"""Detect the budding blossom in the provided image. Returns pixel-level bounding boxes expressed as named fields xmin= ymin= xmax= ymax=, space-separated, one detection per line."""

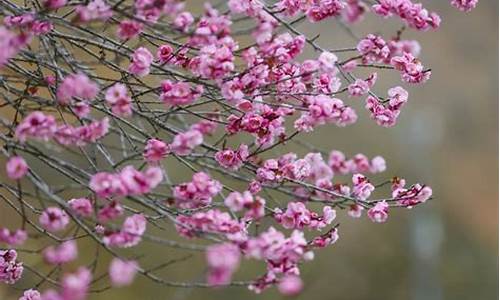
xmin=6 ymin=156 xmax=28 ymax=180
xmin=39 ymin=207 xmax=70 ymax=232
xmin=43 ymin=0 xmax=67 ymax=10
xmin=109 ymin=258 xmax=138 ymax=287
xmin=206 ymin=243 xmax=241 ymax=286
xmin=128 ymin=47 xmax=153 ymax=77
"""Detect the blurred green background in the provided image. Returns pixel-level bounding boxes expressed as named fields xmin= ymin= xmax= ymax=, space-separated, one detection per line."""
xmin=1 ymin=1 xmax=498 ymax=300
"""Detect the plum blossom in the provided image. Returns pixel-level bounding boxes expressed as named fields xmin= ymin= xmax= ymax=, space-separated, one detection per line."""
xmin=0 ymin=249 xmax=23 ymax=284
xmin=19 ymin=289 xmax=41 ymax=300
xmin=160 ymin=80 xmax=203 ymax=106
xmin=68 ymin=198 xmax=93 ymax=217
xmin=117 ymin=20 xmax=143 ymax=40
xmin=128 ymin=47 xmax=153 ymax=77
xmin=6 ymin=156 xmax=28 ymax=180
xmin=0 ymin=228 xmax=27 ymax=246
xmin=214 ymin=144 xmax=249 ymax=170
xmin=143 ymin=138 xmax=170 ymax=163
xmin=170 ymin=129 xmax=203 ymax=156
xmin=367 ymin=201 xmax=389 ymax=223
xmin=173 ymin=172 xmax=222 ymax=209
xmin=451 ymin=0 xmax=478 ymax=12
xmin=103 ymin=214 xmax=147 ymax=248
xmin=206 ymin=243 xmax=241 ymax=286
xmin=109 ymin=258 xmax=138 ymax=287
xmin=39 ymin=207 xmax=70 ymax=232
xmin=43 ymin=240 xmax=78 ymax=265
xmin=278 ymin=275 xmax=303 ymax=296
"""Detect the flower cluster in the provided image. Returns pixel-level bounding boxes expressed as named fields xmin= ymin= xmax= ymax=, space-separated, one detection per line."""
xmin=90 ymin=166 xmax=163 ymax=198
xmin=173 ymin=172 xmax=222 ymax=209
xmin=0 ymin=0 xmax=473 ymax=297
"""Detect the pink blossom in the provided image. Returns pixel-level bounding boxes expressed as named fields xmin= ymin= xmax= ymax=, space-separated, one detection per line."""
xmin=278 ymin=275 xmax=303 ymax=296
xmin=105 ymin=83 xmax=133 ymax=117
xmin=390 ymin=52 xmax=430 ymax=84
xmin=214 ymin=144 xmax=249 ymax=170
xmin=128 ymin=47 xmax=153 ymax=77
xmin=103 ymin=214 xmax=146 ymax=248
xmin=175 ymin=209 xmax=245 ymax=239
xmin=156 ymin=44 xmax=174 ymax=63
xmin=160 ymin=80 xmax=203 ymax=106
xmin=76 ymin=0 xmax=112 ymax=22
xmin=348 ymin=204 xmax=364 ymax=218
xmin=171 ymin=129 xmax=203 ymax=155
xmin=0 ymin=228 xmax=27 ymax=246
xmin=173 ymin=172 xmax=222 ymax=209
xmin=372 ymin=0 xmax=440 ymax=31
xmin=0 ymin=249 xmax=23 ymax=284
xmin=357 ymin=34 xmax=390 ymax=63
xmin=342 ymin=0 xmax=367 ymax=23
xmin=97 ymin=200 xmax=124 ymax=223
xmin=451 ymin=0 xmax=478 ymax=12
xmin=39 ymin=207 xmax=70 ymax=232
xmin=306 ymin=0 xmax=345 ymax=22
xmin=43 ymin=240 xmax=78 ymax=265
xmin=206 ymin=243 xmax=240 ymax=286
xmin=68 ymin=198 xmax=93 ymax=217
xmin=60 ymin=267 xmax=92 ymax=300
xmin=224 ymin=191 xmax=265 ymax=220
xmin=56 ymin=73 xmax=98 ymax=105
xmin=173 ymin=12 xmax=194 ymax=32
xmin=393 ymin=183 xmax=433 ymax=208
xmin=318 ymin=51 xmax=338 ymax=72
xmin=367 ymin=201 xmax=389 ymax=223
xmin=143 ymin=138 xmax=170 ymax=163
xmin=15 ymin=111 xmax=57 ymax=143
xmin=352 ymin=174 xmax=375 ymax=200
xmin=31 ymin=21 xmax=53 ymax=35
xmin=6 ymin=156 xmax=28 ymax=180
xmin=109 ymin=258 xmax=138 ymax=287
xmin=117 ymin=20 xmax=143 ymax=40
xmin=19 ymin=289 xmax=41 ymax=300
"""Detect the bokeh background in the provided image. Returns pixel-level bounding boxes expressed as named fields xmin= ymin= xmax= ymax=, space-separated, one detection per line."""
xmin=0 ymin=1 xmax=498 ymax=300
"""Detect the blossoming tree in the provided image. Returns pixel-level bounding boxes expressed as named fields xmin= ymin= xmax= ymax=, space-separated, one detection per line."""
xmin=0 ymin=0 xmax=477 ymax=299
